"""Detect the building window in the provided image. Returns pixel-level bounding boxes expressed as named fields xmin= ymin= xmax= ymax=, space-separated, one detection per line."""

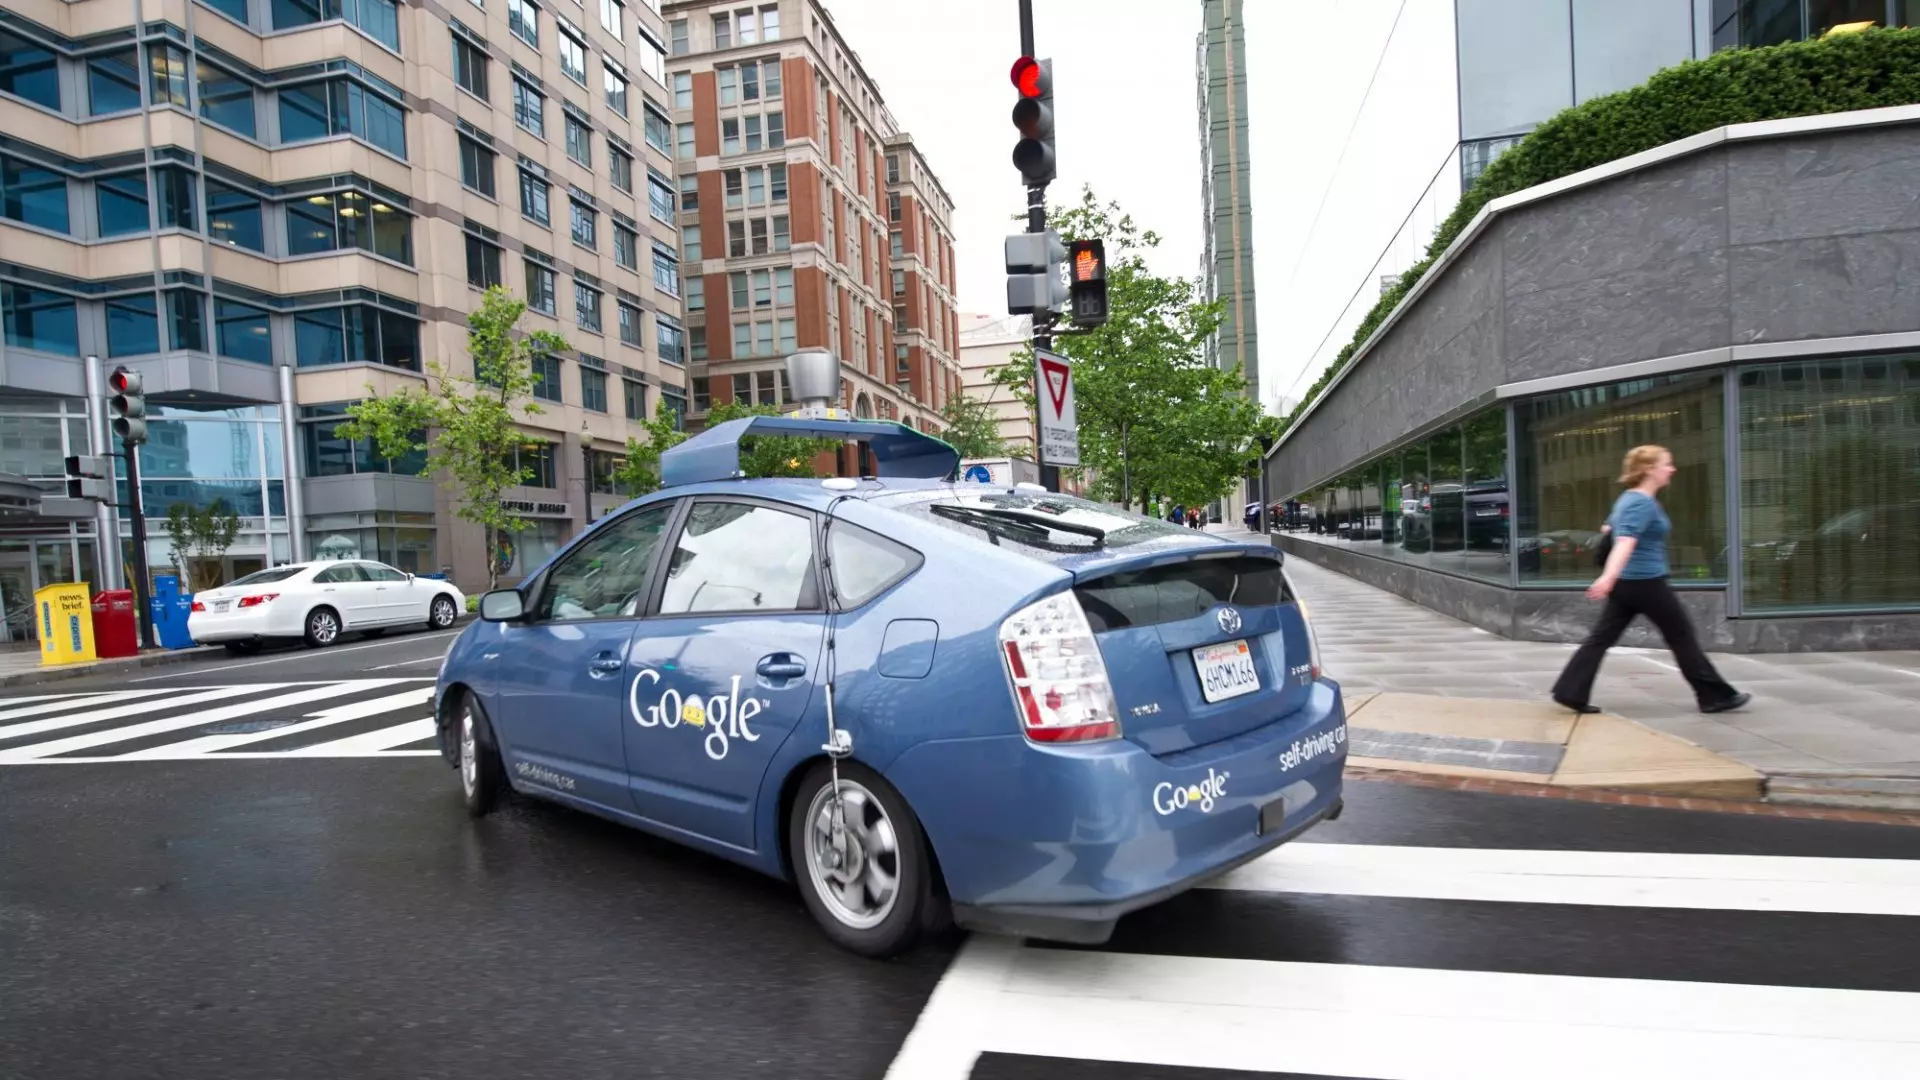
xmin=761 ymin=4 xmax=780 ymax=40
xmin=623 ymin=377 xmax=646 ymax=420
xmin=722 ymin=118 xmax=740 ymax=156
xmin=216 ymin=300 xmax=272 ymax=365
xmin=460 ymin=136 xmax=497 ymax=197
xmin=88 ymin=50 xmax=141 ymax=116
xmin=892 ymin=269 xmax=905 ymax=297
xmin=887 ymin=192 xmax=900 ymax=222
xmin=271 ymin=0 xmax=400 ymax=49
xmin=530 ymin=352 xmax=561 ymax=401
xmin=685 ymin=276 xmax=703 ymax=311
xmin=600 ymin=0 xmax=624 ymax=40
xmin=609 ymin=147 xmax=633 ymax=193
xmin=651 ymin=242 xmax=680 ymax=296
xmin=618 ymin=301 xmax=642 ymax=346
xmin=610 ymin=222 xmax=637 ymax=269
xmin=2 ymin=284 xmax=79 ymax=356
xmin=206 ymin=183 xmax=264 ymax=251
xmin=512 ymin=77 xmax=544 ymax=137
xmin=689 ymin=326 xmax=706 ymax=362
xmin=1513 ymin=374 xmax=1723 ymax=586
xmin=604 ymin=65 xmax=629 ymax=117
xmin=508 ymin=0 xmax=539 ymax=46
xmin=286 ymin=189 xmax=413 ymax=264
xmin=661 ymin=387 xmax=686 ymax=431
xmin=669 ymin=18 xmax=689 ymax=54
xmin=766 ymin=111 xmax=785 ymax=148
xmin=770 ymin=162 xmax=788 ymax=202
xmin=147 ymin=45 xmax=190 ymax=108
xmin=0 ymin=35 xmax=61 ymax=112
xmin=301 ymin=404 xmax=427 ymax=478
xmin=643 ymin=104 xmax=672 ymax=154
xmin=566 ymin=115 xmax=592 ymax=167
xmin=673 ymin=71 xmax=692 ymax=109
xmin=675 ymin=122 xmax=695 ymax=160
xmin=559 ymin=31 xmax=587 ymax=86
xmin=96 ymin=173 xmax=149 ymax=238
xmin=525 ymin=260 xmax=556 ymax=314
xmin=292 ymin=304 xmax=420 ymax=370
xmin=637 ymin=24 xmax=666 ymax=85
xmin=890 ymin=230 xmax=903 ymax=258
xmin=520 ymin=169 xmax=551 ymax=224
xmin=727 ymin=220 xmax=746 ymax=257
xmin=466 ymin=233 xmax=503 ymax=288
xmin=657 ymin=314 xmax=684 ymax=365
xmin=886 ymin=154 xmax=900 ymax=184
xmin=570 ymin=199 xmax=596 ymax=248
xmin=647 ymin=170 xmax=675 ymax=221
xmin=691 ymin=375 xmax=710 ymax=412
xmin=514 ymin=442 xmax=557 ymax=488
xmin=278 ymin=80 xmax=407 ymax=159
xmin=1737 ymin=356 xmax=1920 ymax=613
xmin=772 ymin=214 xmax=789 ymax=252
xmin=575 ymin=280 xmax=602 ymax=331
xmin=198 ymin=64 xmax=257 ymax=137
xmin=581 ymin=366 xmax=608 ymax=412
xmin=712 ymin=13 xmax=731 ymax=49
xmin=454 ymin=35 xmax=489 ymax=100
xmin=684 ymin=233 xmax=702 ymax=263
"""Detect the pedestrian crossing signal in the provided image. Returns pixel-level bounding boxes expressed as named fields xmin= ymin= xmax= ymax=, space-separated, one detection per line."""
xmin=1068 ymin=239 xmax=1108 ymax=328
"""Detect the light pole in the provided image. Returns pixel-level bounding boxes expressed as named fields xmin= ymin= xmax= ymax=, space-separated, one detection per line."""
xmin=579 ymin=422 xmax=595 ymax=525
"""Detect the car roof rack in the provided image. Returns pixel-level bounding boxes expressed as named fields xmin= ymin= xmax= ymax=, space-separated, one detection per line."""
xmin=658 ymin=413 xmax=961 ymax=487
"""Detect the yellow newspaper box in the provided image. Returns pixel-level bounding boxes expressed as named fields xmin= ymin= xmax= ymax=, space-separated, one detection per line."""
xmin=36 ymin=583 xmax=96 ymax=667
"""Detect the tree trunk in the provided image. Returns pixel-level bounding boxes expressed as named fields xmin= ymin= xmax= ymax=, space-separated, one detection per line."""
xmin=485 ymin=524 xmax=498 ymax=592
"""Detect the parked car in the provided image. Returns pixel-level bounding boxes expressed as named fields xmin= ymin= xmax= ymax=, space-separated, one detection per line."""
xmin=433 ymin=414 xmax=1351 ymax=958
xmin=188 ymin=559 xmax=465 ymax=654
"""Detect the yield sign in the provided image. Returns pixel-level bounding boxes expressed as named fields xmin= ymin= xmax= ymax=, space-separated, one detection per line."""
xmin=1042 ymin=360 xmax=1070 ymax=418
xmin=1034 ymin=348 xmax=1079 ymax=467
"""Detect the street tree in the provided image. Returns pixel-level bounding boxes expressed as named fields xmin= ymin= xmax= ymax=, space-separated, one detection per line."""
xmin=332 ymin=286 xmax=568 ymax=590
xmin=162 ymin=499 xmax=241 ymax=590
xmin=991 ymin=186 xmax=1266 ymax=511
xmin=608 ymin=400 xmax=841 ymax=497
xmin=934 ymin=393 xmax=1008 ymax=460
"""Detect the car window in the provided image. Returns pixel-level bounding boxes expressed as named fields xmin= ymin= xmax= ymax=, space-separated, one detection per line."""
xmin=659 ymin=501 xmax=818 ymax=615
xmin=827 ymin=522 xmax=921 ymax=608
xmin=361 ymin=564 xmax=408 ymax=582
xmin=315 ymin=564 xmax=366 ymax=584
xmin=227 ymin=566 xmax=305 ymax=587
xmin=539 ymin=504 xmax=674 ymax=622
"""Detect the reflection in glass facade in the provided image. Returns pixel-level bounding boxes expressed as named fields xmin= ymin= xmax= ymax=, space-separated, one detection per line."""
xmin=307 ymin=512 xmax=437 ymax=573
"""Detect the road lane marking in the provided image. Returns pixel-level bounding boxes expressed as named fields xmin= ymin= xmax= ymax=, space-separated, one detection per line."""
xmin=0 ymin=681 xmax=405 ymax=761
xmin=120 ymin=687 xmax=436 ymax=759
xmin=1206 ymin=843 xmax=1920 ymax=917
xmin=129 ymin=630 xmax=461 ymax=682
xmin=283 ymin=717 xmax=435 ymax=755
xmin=0 ymin=689 xmax=181 ymax=724
xmin=0 ymin=685 xmax=283 ymax=742
xmin=892 ymin=946 xmax=1920 ymax=1079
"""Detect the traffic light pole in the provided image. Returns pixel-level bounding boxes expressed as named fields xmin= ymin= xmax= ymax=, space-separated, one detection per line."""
xmin=121 ymin=440 xmax=155 ymax=650
xmin=1018 ymin=0 xmax=1060 ymax=493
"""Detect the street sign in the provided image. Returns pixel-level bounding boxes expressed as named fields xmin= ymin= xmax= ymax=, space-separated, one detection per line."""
xmin=1035 ymin=347 xmax=1079 ymax=467
xmin=963 ymin=464 xmax=993 ymax=483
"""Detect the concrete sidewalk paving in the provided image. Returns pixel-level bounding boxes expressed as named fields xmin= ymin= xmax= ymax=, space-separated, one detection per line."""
xmin=1232 ymin=526 xmax=1920 ymax=811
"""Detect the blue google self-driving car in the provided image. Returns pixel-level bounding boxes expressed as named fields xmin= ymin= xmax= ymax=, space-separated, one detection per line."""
xmin=433 ymin=406 xmax=1348 ymax=957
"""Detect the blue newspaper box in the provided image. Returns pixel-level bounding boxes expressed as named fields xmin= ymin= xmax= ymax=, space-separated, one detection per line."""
xmin=149 ymin=574 xmax=198 ymax=650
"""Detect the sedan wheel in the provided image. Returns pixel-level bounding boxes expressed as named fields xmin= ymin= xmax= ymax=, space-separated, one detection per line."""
xmin=789 ymin=761 xmax=945 ymax=957
xmin=304 ymin=607 xmax=340 ymax=648
xmin=458 ymin=699 xmax=504 ymax=817
xmin=429 ymin=594 xmax=458 ymax=630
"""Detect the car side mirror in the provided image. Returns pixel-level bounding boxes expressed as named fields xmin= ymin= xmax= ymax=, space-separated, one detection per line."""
xmin=479 ymin=589 xmax=526 ymax=622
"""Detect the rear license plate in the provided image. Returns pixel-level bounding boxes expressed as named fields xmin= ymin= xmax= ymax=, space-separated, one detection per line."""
xmin=211 ymin=600 xmax=230 ymax=612
xmin=1194 ymin=640 xmax=1259 ymax=703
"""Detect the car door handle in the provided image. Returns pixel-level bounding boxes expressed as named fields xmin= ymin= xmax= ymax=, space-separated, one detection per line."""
xmin=756 ymin=656 xmax=806 ymax=680
xmin=589 ymin=653 xmax=624 ymax=676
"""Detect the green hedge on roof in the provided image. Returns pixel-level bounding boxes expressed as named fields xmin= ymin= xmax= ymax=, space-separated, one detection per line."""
xmin=1280 ymin=26 xmax=1920 ymax=432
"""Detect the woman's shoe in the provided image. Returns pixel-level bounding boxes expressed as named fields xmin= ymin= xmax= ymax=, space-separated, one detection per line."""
xmin=1553 ymin=697 xmax=1601 ymax=714
xmin=1701 ymin=692 xmax=1751 ymax=714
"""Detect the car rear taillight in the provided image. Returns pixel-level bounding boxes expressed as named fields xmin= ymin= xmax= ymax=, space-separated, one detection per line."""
xmin=1290 ymin=576 xmax=1325 ymax=681
xmin=190 ymin=600 xmax=206 ymax=612
xmin=998 ymin=591 xmax=1121 ymax=744
xmin=236 ymin=593 xmax=279 ymax=608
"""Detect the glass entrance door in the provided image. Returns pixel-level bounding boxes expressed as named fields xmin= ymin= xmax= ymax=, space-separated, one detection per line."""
xmin=0 ymin=541 xmax=37 ymax=645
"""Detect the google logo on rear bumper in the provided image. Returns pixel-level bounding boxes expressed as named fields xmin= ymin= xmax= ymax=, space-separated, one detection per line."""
xmin=1152 ymin=768 xmax=1229 ymax=815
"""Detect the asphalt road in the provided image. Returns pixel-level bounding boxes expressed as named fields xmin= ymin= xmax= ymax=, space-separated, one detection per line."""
xmin=3 ymin=628 xmax=1918 ymax=1078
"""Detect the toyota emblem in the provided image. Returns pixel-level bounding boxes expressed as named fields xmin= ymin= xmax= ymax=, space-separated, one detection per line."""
xmin=1216 ymin=607 xmax=1242 ymax=635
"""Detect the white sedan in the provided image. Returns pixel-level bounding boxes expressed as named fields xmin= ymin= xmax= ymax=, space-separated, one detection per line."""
xmin=188 ymin=559 xmax=466 ymax=654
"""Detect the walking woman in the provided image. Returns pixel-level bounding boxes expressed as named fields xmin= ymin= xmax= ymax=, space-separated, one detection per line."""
xmin=1551 ymin=445 xmax=1750 ymax=715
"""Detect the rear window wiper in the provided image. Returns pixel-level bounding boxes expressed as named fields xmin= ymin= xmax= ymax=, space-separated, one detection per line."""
xmin=932 ymin=504 xmax=1107 ymax=547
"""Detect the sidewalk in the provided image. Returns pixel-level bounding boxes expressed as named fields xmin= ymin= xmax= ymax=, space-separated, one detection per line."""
xmin=0 ymin=643 xmax=227 ymax=687
xmin=1221 ymin=522 xmax=1920 ymax=811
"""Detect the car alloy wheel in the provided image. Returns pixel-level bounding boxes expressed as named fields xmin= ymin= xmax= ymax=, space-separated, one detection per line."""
xmin=431 ymin=595 xmax=456 ymax=629
xmin=804 ymin=779 xmax=901 ymax=931
xmin=307 ymin=609 xmax=339 ymax=647
xmin=457 ymin=698 xmax=503 ymax=817
xmin=460 ymin=709 xmax=478 ymax=799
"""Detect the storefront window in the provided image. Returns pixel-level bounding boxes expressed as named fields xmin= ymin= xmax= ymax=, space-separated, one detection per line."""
xmin=1737 ymin=356 xmax=1920 ymax=613
xmin=1514 ymin=373 xmax=1726 ymax=585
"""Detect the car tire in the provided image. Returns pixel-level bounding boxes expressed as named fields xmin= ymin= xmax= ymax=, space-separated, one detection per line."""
xmin=222 ymin=640 xmax=261 ymax=657
xmin=457 ymin=696 xmax=505 ymax=818
xmin=303 ymin=606 xmax=341 ymax=648
xmin=788 ymin=760 xmax=945 ymax=958
xmin=427 ymin=594 xmax=458 ymax=631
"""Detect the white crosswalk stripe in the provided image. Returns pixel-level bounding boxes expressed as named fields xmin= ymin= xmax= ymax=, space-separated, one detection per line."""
xmin=0 ymin=680 xmax=444 ymax=764
xmin=887 ymin=837 xmax=1920 ymax=1079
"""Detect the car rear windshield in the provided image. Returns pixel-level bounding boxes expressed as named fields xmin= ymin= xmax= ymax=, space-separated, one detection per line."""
xmin=1074 ymin=555 xmax=1293 ymax=632
xmin=889 ymin=490 xmax=1193 ymax=561
xmin=226 ymin=566 xmax=305 ymax=587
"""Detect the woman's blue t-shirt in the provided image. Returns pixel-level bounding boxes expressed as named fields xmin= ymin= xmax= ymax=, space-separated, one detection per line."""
xmin=1609 ymin=491 xmax=1670 ymax=579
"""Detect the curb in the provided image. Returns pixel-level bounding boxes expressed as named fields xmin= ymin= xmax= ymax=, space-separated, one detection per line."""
xmin=0 ymin=615 xmax=477 ymax=690
xmin=1347 ymin=767 xmax=1920 ymax=828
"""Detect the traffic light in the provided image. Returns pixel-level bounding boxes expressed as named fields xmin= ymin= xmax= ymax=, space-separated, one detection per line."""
xmin=1068 ymin=238 xmax=1109 ymax=328
xmin=1010 ymin=56 xmax=1055 ymax=187
xmin=63 ymin=455 xmax=112 ymax=502
xmin=108 ymin=366 xmax=146 ymax=444
xmin=1005 ymin=230 xmax=1067 ymax=317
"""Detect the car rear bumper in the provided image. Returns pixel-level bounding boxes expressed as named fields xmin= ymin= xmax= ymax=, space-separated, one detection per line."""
xmin=186 ymin=608 xmax=278 ymax=642
xmin=885 ymin=680 xmax=1350 ymax=945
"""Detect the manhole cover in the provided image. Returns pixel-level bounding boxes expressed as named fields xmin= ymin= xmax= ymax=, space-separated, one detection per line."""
xmin=200 ymin=719 xmax=298 ymax=735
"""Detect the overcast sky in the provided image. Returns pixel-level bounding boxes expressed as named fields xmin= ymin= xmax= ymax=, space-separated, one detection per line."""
xmin=817 ymin=0 xmax=1457 ymax=414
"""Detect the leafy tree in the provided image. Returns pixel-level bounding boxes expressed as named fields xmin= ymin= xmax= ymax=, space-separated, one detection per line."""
xmin=609 ymin=400 xmax=842 ymax=497
xmin=332 ymin=286 xmax=569 ymax=590
xmin=935 ymin=393 xmax=1008 ymax=460
xmin=991 ymin=185 xmax=1267 ymax=510
xmin=162 ymin=499 xmax=241 ymax=591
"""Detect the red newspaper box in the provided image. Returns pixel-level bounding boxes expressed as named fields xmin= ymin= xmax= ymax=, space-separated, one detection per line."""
xmin=91 ymin=589 xmax=139 ymax=659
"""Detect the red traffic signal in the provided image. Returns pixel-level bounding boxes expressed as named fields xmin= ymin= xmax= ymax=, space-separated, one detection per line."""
xmin=1071 ymin=240 xmax=1105 ymax=283
xmin=108 ymin=367 xmax=141 ymax=394
xmin=1011 ymin=56 xmax=1046 ymax=98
